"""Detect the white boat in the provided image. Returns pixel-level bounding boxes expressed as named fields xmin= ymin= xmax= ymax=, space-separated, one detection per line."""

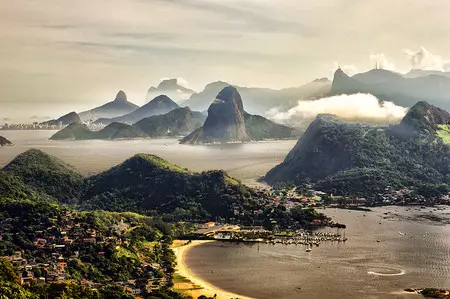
xmin=306 ymin=247 xmax=312 ymax=252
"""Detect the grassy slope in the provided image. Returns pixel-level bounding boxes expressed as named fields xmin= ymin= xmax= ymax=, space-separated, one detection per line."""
xmin=436 ymin=124 xmax=450 ymax=144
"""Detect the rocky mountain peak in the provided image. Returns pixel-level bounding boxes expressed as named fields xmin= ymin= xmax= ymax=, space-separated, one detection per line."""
xmin=181 ymin=86 xmax=250 ymax=144
xmin=157 ymin=79 xmax=178 ymax=89
xmin=114 ymin=90 xmax=128 ymax=103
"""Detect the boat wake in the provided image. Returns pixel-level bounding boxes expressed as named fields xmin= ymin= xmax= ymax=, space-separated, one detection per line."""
xmin=367 ymin=269 xmax=406 ymax=276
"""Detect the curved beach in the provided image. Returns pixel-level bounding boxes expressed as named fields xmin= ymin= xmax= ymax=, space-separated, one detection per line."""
xmin=173 ymin=240 xmax=254 ymax=299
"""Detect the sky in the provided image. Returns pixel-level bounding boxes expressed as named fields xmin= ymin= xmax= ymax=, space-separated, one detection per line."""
xmin=1 ymin=0 xmax=450 ymax=121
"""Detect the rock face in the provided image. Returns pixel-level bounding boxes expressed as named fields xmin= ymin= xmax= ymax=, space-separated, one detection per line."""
xmin=79 ymin=90 xmax=139 ymax=122
xmin=182 ymin=86 xmax=300 ymax=144
xmin=265 ymin=114 xmax=353 ymax=184
xmin=42 ymin=112 xmax=81 ymax=127
xmin=146 ymin=79 xmax=195 ymax=103
xmin=50 ymin=122 xmax=147 ymax=140
xmin=391 ymin=101 xmax=450 ymax=138
xmin=95 ymin=95 xmax=179 ymax=125
xmin=181 ymin=86 xmax=250 ymax=144
xmin=0 ymin=136 xmax=12 ymax=146
xmin=133 ymin=107 xmax=206 ymax=137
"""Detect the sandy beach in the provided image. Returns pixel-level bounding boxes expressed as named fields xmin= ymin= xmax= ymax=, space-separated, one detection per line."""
xmin=172 ymin=240 xmax=254 ymax=299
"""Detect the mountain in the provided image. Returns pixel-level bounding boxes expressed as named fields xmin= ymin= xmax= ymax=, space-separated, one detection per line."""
xmin=0 ymin=149 xmax=261 ymax=220
xmin=183 ymin=79 xmax=331 ymax=115
xmin=95 ymin=95 xmax=179 ymax=125
xmin=404 ymin=69 xmax=450 ymax=79
xmin=146 ymin=79 xmax=196 ymax=103
xmin=133 ymin=107 xmax=206 ymax=137
xmin=244 ymin=113 xmax=300 ymax=140
xmin=181 ymin=86 xmax=300 ymax=144
xmin=265 ymin=101 xmax=450 ymax=196
xmin=2 ymin=149 xmax=85 ymax=203
xmin=78 ymin=90 xmax=139 ymax=122
xmin=80 ymin=154 xmax=259 ymax=219
xmin=50 ymin=122 xmax=147 ymax=140
xmin=0 ymin=136 xmax=12 ymax=146
xmin=392 ymin=101 xmax=450 ymax=138
xmin=331 ymin=68 xmax=450 ymax=109
xmin=181 ymin=86 xmax=250 ymax=144
xmin=42 ymin=111 xmax=81 ymax=127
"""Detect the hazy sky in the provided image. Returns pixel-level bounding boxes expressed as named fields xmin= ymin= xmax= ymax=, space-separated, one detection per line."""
xmin=1 ymin=0 xmax=450 ymax=120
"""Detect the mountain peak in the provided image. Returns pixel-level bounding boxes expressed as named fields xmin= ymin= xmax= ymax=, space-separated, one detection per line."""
xmin=157 ymin=79 xmax=178 ymax=89
xmin=181 ymin=86 xmax=250 ymax=144
xmin=149 ymin=94 xmax=173 ymax=104
xmin=393 ymin=101 xmax=450 ymax=138
xmin=334 ymin=68 xmax=349 ymax=79
xmin=215 ymin=86 xmax=241 ymax=103
xmin=114 ymin=90 xmax=127 ymax=103
xmin=127 ymin=154 xmax=188 ymax=173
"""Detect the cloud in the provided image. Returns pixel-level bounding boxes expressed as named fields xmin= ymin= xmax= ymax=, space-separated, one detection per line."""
xmin=403 ymin=47 xmax=450 ymax=71
xmin=266 ymin=93 xmax=407 ymax=124
xmin=369 ymin=53 xmax=395 ymax=71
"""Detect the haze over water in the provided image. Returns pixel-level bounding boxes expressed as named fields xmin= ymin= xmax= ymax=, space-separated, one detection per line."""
xmin=0 ymin=131 xmax=296 ymax=186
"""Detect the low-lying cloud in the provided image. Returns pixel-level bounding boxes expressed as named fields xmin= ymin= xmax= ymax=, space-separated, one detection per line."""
xmin=266 ymin=93 xmax=407 ymax=124
xmin=404 ymin=47 xmax=450 ymax=71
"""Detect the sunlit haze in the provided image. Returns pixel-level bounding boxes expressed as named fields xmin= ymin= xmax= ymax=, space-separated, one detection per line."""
xmin=1 ymin=0 xmax=450 ymax=120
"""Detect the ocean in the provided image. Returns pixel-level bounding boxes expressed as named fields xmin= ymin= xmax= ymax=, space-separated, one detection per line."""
xmin=185 ymin=207 xmax=450 ymax=298
xmin=0 ymin=130 xmax=296 ymax=186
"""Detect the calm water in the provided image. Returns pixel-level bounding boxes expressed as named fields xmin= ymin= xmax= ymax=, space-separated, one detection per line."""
xmin=186 ymin=207 xmax=450 ymax=299
xmin=0 ymin=130 xmax=296 ymax=185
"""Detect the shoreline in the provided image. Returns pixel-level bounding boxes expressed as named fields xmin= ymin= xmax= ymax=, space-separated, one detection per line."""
xmin=172 ymin=240 xmax=254 ymax=299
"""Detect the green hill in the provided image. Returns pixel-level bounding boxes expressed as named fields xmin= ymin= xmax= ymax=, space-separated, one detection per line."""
xmin=244 ymin=112 xmax=300 ymax=140
xmin=81 ymin=153 xmax=259 ymax=220
xmin=265 ymin=101 xmax=450 ymax=196
xmin=133 ymin=107 xmax=205 ymax=137
xmin=2 ymin=149 xmax=85 ymax=203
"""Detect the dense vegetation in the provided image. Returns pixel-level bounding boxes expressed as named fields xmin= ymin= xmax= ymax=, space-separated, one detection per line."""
xmin=266 ymin=101 xmax=450 ymax=196
xmin=2 ymin=149 xmax=85 ymax=204
xmin=81 ymin=154 xmax=261 ymax=220
xmin=0 ymin=149 xmax=262 ymax=221
xmin=0 ymin=197 xmax=191 ymax=298
xmin=244 ymin=112 xmax=299 ymax=140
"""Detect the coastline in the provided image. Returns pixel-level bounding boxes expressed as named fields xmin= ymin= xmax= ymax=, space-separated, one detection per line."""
xmin=172 ymin=240 xmax=254 ymax=299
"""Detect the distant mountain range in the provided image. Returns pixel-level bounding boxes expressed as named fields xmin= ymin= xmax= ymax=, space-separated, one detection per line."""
xmin=79 ymin=90 xmax=139 ymax=122
xmin=94 ymin=95 xmax=180 ymax=125
xmin=41 ymin=111 xmax=81 ymax=127
xmin=404 ymin=69 xmax=450 ymax=79
xmin=265 ymin=101 xmax=450 ymax=196
xmin=52 ymin=107 xmax=206 ymax=140
xmin=146 ymin=79 xmax=196 ymax=103
xmin=331 ymin=68 xmax=450 ymax=110
xmin=50 ymin=122 xmax=147 ymax=140
xmin=181 ymin=86 xmax=300 ymax=144
xmin=182 ymin=79 xmax=331 ymax=115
